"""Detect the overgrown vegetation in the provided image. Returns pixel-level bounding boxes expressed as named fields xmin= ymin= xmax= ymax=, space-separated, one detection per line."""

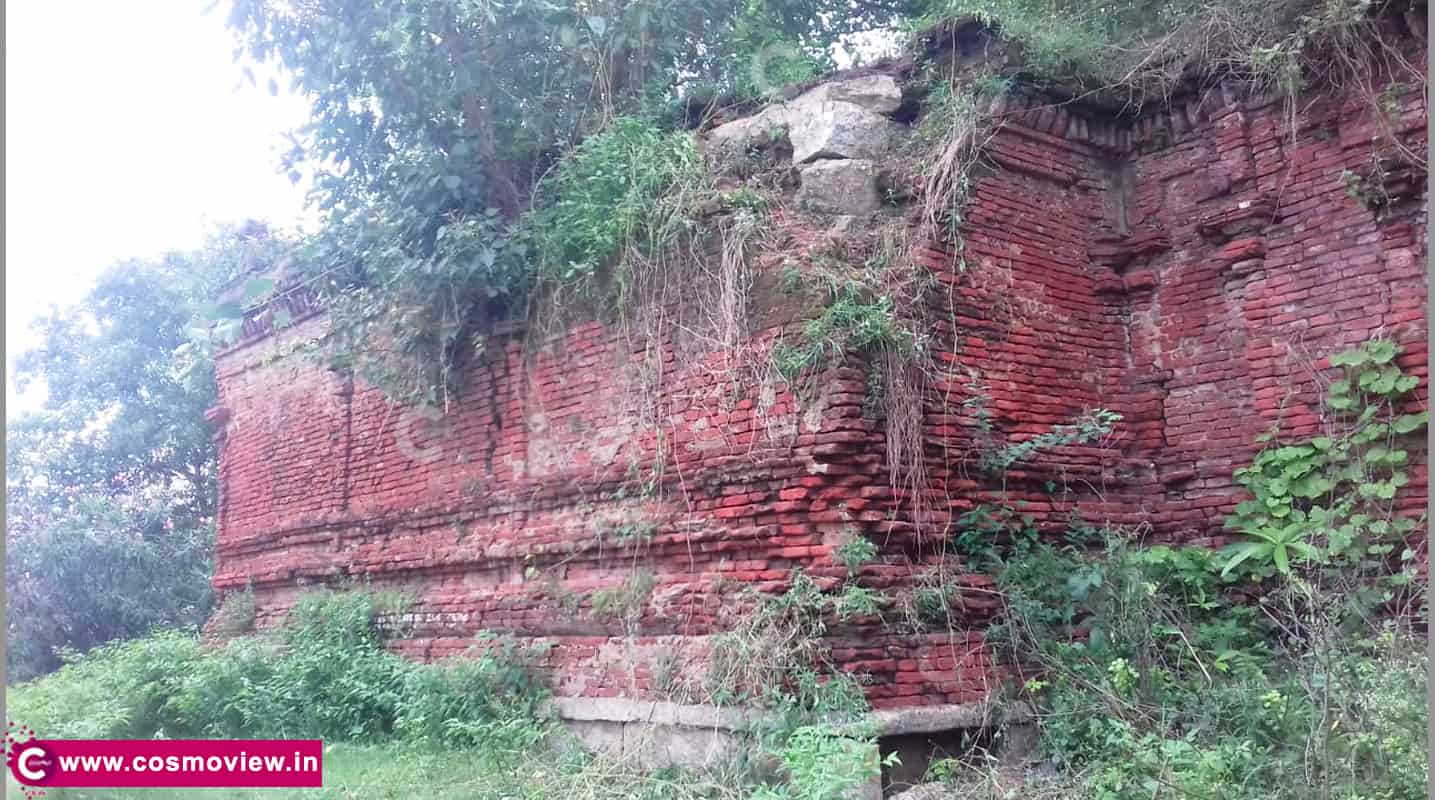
xmin=9 ymin=587 xmax=892 ymax=800
xmin=912 ymin=0 xmax=1423 ymax=100
xmin=8 ymin=590 xmax=544 ymax=744
xmin=918 ymin=340 xmax=1429 ymax=799
xmin=5 ymin=226 xmax=285 ymax=680
xmin=772 ymin=279 xmax=916 ymax=382
xmin=10 ymin=0 xmax=1426 ymax=796
xmin=205 ymin=0 xmax=909 ymax=407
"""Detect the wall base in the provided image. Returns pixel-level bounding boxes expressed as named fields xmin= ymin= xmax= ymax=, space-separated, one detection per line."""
xmin=548 ymin=697 xmax=1035 ymax=798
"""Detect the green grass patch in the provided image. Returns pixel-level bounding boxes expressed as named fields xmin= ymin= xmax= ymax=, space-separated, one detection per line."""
xmin=3 ymin=741 xmax=735 ymax=800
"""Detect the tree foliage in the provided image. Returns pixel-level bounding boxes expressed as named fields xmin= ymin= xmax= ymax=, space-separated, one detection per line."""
xmin=5 ymin=225 xmax=280 ymax=680
xmin=218 ymin=0 xmax=907 ymax=406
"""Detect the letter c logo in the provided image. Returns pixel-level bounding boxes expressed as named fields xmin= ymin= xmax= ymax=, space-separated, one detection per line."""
xmin=17 ymin=745 xmax=50 ymax=782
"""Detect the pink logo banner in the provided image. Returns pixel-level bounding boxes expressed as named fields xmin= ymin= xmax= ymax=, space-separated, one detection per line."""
xmin=7 ymin=727 xmax=322 ymax=790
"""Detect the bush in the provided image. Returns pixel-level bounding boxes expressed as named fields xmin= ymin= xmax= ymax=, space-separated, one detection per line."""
xmin=990 ymin=531 xmax=1428 ymax=800
xmin=753 ymin=723 xmax=896 ymax=800
xmin=5 ymin=497 xmax=213 ymax=682
xmin=532 ymin=117 xmax=704 ymax=288
xmin=7 ymin=590 xmax=548 ymax=747
xmin=5 ymin=631 xmax=207 ymax=739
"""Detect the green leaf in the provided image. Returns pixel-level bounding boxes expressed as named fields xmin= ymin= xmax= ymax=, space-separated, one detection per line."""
xmin=1392 ymin=412 xmax=1427 ymax=434
xmin=1330 ymin=348 xmax=1368 ymax=367
xmin=1290 ymin=476 xmax=1333 ymax=498
xmin=1221 ymin=542 xmax=1269 ymax=577
xmin=1272 ymin=544 xmax=1289 ymax=574
xmin=1365 ymin=339 xmax=1398 ymax=364
xmin=442 ymin=175 xmax=462 ymax=190
xmin=272 ymin=308 xmax=293 ymax=329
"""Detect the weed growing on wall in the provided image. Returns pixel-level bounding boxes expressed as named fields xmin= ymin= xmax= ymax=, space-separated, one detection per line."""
xmin=982 ymin=408 xmax=1122 ymax=475
xmin=923 ymin=338 xmax=1430 ymax=800
xmin=912 ymin=0 xmax=1423 ymax=103
xmin=532 ymin=119 xmax=705 ymax=292
xmin=1222 ymin=339 xmax=1425 ymax=593
xmin=771 ymin=280 xmax=915 ymax=382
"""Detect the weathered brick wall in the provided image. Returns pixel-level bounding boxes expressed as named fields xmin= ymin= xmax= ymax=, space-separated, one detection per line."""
xmin=210 ymin=34 xmax=1427 ymax=711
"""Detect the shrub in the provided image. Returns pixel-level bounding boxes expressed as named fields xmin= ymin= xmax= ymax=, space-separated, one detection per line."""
xmin=773 ymin=280 xmax=915 ymax=381
xmin=753 ymin=723 xmax=896 ymax=800
xmin=991 ymin=530 xmax=1428 ymax=800
xmin=532 ymin=117 xmax=704 ymax=288
xmin=5 ymin=631 xmax=207 ymax=739
xmin=7 ymin=590 xmax=547 ymax=748
xmin=5 ymin=497 xmax=214 ymax=682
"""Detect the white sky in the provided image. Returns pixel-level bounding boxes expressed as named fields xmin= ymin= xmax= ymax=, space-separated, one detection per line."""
xmin=5 ymin=1 xmax=313 ymax=416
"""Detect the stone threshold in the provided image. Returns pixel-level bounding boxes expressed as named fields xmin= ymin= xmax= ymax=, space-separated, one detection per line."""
xmin=549 ymin=695 xmax=1030 ymax=735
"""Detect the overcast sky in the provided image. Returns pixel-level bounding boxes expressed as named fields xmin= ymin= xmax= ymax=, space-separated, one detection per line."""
xmin=5 ymin=1 xmax=313 ymax=415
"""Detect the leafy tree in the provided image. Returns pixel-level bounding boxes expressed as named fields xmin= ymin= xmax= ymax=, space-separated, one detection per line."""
xmin=220 ymin=0 xmax=907 ymax=406
xmin=6 ymin=224 xmax=280 ymax=680
xmin=10 ymin=258 xmax=218 ymax=521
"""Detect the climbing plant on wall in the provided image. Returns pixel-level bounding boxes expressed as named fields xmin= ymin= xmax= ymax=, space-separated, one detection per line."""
xmin=1221 ymin=339 xmax=1426 ymax=611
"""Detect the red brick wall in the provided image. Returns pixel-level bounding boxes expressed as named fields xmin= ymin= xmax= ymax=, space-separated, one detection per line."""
xmin=210 ymin=47 xmax=1427 ymax=710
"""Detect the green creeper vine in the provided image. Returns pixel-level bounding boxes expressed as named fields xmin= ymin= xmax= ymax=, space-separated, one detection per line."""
xmin=1222 ymin=339 xmax=1427 ymax=592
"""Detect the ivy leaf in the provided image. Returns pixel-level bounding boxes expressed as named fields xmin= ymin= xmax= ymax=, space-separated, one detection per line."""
xmin=1371 ymin=371 xmax=1399 ymax=394
xmin=585 ymin=15 xmax=607 ymax=37
xmin=1392 ymin=412 xmax=1427 ymax=434
xmin=1290 ymin=476 xmax=1333 ymax=498
xmin=1365 ymin=339 xmax=1398 ymax=364
xmin=1330 ymin=348 xmax=1368 ymax=367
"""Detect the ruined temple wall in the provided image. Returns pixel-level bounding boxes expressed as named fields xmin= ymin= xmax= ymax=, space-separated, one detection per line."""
xmin=212 ymin=299 xmax=1013 ymax=705
xmin=1117 ymin=77 xmax=1429 ymax=540
xmin=210 ymin=49 xmax=1428 ymax=715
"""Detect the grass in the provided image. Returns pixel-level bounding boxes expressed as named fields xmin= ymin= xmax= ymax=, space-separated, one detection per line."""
xmin=4 ymin=740 xmax=735 ymax=800
xmin=4 ymin=744 xmax=502 ymax=800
